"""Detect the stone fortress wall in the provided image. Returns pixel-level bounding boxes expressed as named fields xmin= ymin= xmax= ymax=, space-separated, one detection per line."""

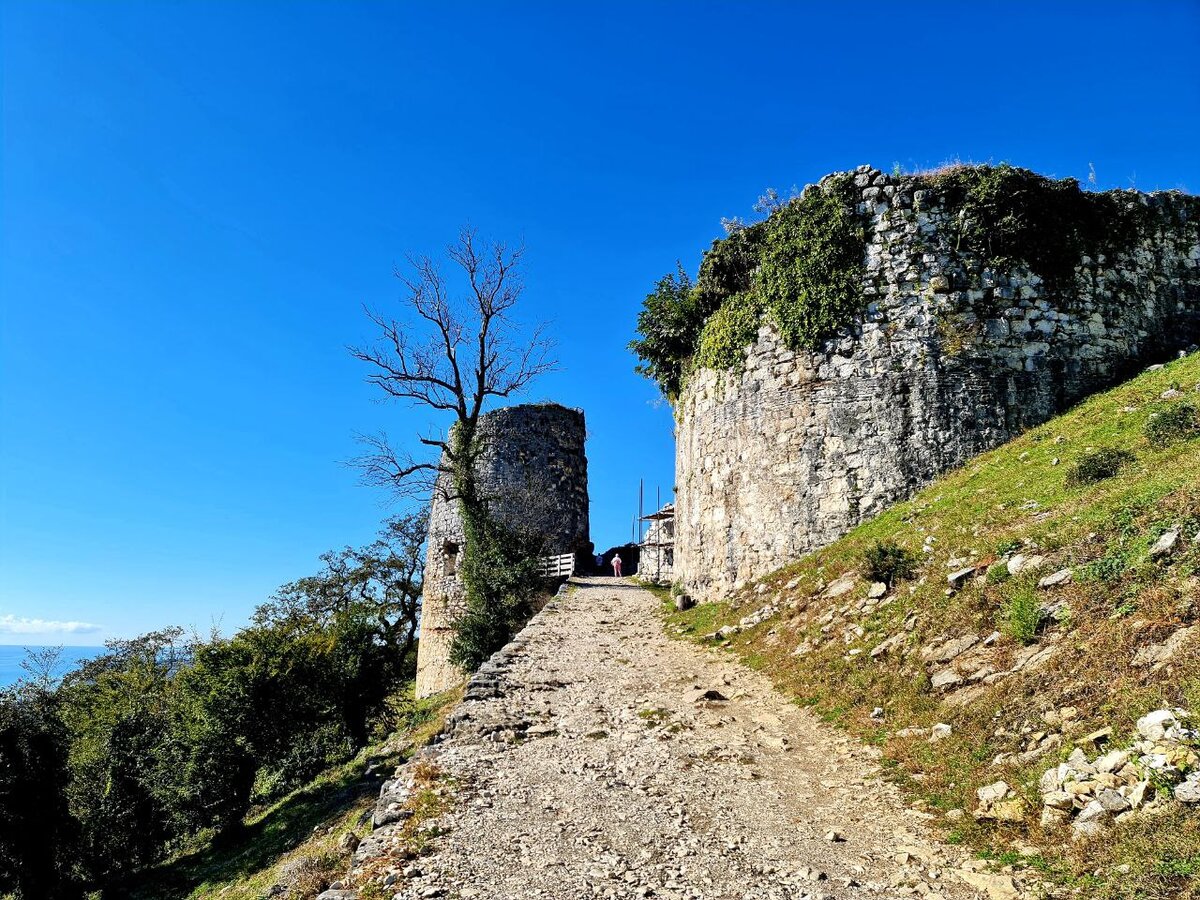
xmin=676 ymin=167 xmax=1200 ymax=603
xmin=415 ymin=403 xmax=589 ymax=698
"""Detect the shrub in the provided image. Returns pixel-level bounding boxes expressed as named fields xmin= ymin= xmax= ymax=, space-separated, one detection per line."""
xmin=628 ymin=266 xmax=710 ymax=402
xmin=1066 ymin=447 xmax=1134 ymax=486
xmin=1145 ymin=403 xmax=1200 ymax=448
xmin=630 ymin=176 xmax=868 ymax=395
xmin=693 ymin=291 xmax=764 ymax=373
xmin=756 ymin=175 xmax=867 ymax=353
xmin=921 ymin=163 xmax=1150 ymax=293
xmin=1003 ymin=583 xmax=1042 ymax=644
xmin=450 ymin=509 xmax=547 ymax=672
xmin=696 ymin=220 xmax=766 ymax=302
xmin=1077 ymin=554 xmax=1129 ymax=583
xmin=985 ymin=562 xmax=1011 ymax=585
xmin=0 ymin=683 xmax=77 ymax=900
xmin=251 ymin=723 xmax=352 ymax=804
xmin=863 ymin=540 xmax=919 ymax=585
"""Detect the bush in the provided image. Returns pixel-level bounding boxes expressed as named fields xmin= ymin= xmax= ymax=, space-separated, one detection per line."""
xmin=755 ymin=175 xmax=867 ymax=353
xmin=696 ymin=220 xmax=766 ymax=302
xmin=450 ymin=509 xmax=547 ymax=672
xmin=1003 ymin=583 xmax=1042 ymax=644
xmin=250 ymin=723 xmax=352 ymax=805
xmin=628 ymin=267 xmax=713 ymax=402
xmin=630 ymin=177 xmax=868 ymax=396
xmin=1066 ymin=447 xmax=1134 ymax=486
xmin=863 ymin=540 xmax=919 ymax=585
xmin=1145 ymin=403 xmax=1200 ymax=448
xmin=693 ymin=291 xmax=764 ymax=373
xmin=0 ymin=683 xmax=77 ymax=900
xmin=373 ymin=683 xmax=443 ymax=740
xmin=922 ymin=163 xmax=1150 ymax=293
xmin=985 ymin=561 xmax=1011 ymax=585
xmin=1077 ymin=554 xmax=1129 ymax=583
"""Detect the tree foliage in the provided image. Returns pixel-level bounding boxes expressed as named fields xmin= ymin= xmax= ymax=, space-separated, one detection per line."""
xmin=0 ymin=518 xmax=424 ymax=898
xmin=628 ymin=266 xmax=707 ymax=402
xmin=0 ymin=674 xmax=78 ymax=899
xmin=449 ymin=510 xmax=545 ymax=671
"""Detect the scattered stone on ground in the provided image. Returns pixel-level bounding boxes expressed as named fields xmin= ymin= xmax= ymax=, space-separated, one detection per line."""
xmin=1131 ymin=625 xmax=1198 ymax=670
xmin=340 ymin=578 xmax=1005 ymax=900
xmin=1036 ymin=707 xmax=1199 ymax=839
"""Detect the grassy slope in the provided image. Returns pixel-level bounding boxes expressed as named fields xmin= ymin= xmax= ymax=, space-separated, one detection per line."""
xmin=664 ymin=353 xmax=1200 ymax=900
xmin=127 ymin=689 xmax=460 ymax=900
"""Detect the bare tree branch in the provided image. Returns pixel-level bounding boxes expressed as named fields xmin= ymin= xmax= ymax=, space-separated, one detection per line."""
xmin=351 ymin=228 xmax=558 ymax=502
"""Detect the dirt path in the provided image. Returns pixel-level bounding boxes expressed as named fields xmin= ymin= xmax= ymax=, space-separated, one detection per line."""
xmin=379 ymin=577 xmax=987 ymax=900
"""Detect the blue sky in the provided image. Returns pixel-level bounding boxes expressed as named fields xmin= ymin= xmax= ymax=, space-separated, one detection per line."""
xmin=2 ymin=1 xmax=1198 ymax=645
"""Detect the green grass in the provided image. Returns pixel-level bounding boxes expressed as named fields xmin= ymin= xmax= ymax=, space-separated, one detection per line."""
xmin=664 ymin=352 xmax=1200 ymax=900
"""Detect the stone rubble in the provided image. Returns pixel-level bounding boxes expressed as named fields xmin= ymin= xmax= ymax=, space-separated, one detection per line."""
xmin=1036 ymin=707 xmax=1199 ymax=839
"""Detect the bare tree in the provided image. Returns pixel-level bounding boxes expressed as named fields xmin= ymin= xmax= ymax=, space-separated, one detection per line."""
xmin=350 ymin=227 xmax=555 ymax=504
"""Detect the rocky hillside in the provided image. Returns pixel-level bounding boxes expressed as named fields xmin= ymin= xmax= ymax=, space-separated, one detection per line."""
xmin=665 ymin=352 xmax=1200 ymax=899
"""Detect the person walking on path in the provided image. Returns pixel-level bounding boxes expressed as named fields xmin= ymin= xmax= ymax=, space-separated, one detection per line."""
xmin=612 ymin=553 xmax=623 ymax=577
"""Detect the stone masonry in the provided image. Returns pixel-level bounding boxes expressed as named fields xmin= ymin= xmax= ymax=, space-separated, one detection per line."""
xmin=415 ymin=403 xmax=589 ymax=698
xmin=676 ymin=166 xmax=1200 ymax=602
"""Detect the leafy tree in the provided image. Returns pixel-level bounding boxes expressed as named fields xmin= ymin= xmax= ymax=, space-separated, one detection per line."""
xmin=57 ymin=629 xmax=192 ymax=885
xmin=628 ymin=265 xmax=705 ymax=401
xmin=255 ymin=512 xmax=427 ymax=666
xmin=0 ymin=664 xmax=79 ymax=899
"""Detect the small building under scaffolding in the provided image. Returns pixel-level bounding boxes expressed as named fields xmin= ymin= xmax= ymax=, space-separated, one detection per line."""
xmin=639 ymin=503 xmax=674 ymax=584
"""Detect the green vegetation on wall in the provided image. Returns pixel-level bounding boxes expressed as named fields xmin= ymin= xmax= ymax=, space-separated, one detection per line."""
xmin=925 ymin=163 xmax=1154 ymax=293
xmin=692 ymin=291 xmax=765 ymax=373
xmin=754 ymin=175 xmax=867 ymax=353
xmin=445 ymin=426 xmax=548 ymax=673
xmin=630 ymin=177 xmax=867 ymax=400
xmin=631 ymin=163 xmax=1199 ymax=401
xmin=662 ymin=352 xmax=1200 ymax=900
xmin=449 ymin=503 xmax=545 ymax=672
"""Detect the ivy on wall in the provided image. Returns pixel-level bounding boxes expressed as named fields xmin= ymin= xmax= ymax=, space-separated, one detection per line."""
xmin=443 ymin=426 xmax=547 ymax=672
xmin=927 ymin=163 xmax=1158 ymax=294
xmin=756 ymin=175 xmax=866 ymax=353
xmin=630 ymin=175 xmax=867 ymax=398
xmin=631 ymin=163 xmax=1200 ymax=401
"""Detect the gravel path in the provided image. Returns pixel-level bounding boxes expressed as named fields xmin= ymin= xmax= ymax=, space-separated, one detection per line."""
xmin=377 ymin=577 xmax=987 ymax=900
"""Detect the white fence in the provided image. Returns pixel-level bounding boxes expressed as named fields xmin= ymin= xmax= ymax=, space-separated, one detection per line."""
xmin=536 ymin=553 xmax=576 ymax=578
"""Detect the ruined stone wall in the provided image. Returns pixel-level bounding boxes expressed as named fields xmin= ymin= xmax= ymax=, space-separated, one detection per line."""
xmin=415 ymin=403 xmax=589 ymax=697
xmin=676 ymin=167 xmax=1200 ymax=602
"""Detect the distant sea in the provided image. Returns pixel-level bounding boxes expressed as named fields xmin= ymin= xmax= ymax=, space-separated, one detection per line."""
xmin=0 ymin=645 xmax=105 ymax=688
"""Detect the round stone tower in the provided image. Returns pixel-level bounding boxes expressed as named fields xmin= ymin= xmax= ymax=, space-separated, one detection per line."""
xmin=415 ymin=403 xmax=589 ymax=697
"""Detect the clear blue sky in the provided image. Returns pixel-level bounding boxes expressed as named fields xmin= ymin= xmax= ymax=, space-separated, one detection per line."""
xmin=2 ymin=1 xmax=1198 ymax=645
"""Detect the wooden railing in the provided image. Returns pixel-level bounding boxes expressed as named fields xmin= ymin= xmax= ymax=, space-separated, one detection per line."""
xmin=536 ymin=553 xmax=576 ymax=578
